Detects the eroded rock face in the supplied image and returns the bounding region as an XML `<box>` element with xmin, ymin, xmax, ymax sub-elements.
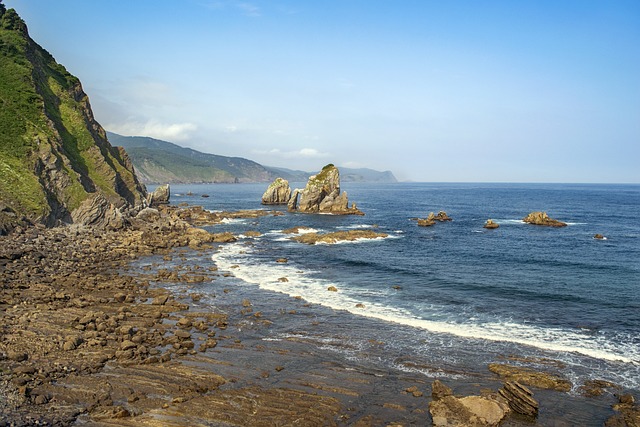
<box><xmin>71</xmin><ymin>194</ymin><xmax>125</xmax><ymax>230</ymax></box>
<box><xmin>288</xmin><ymin>164</ymin><xmax>363</xmax><ymax>215</ymax></box>
<box><xmin>261</xmin><ymin>178</ymin><xmax>291</xmax><ymax>205</ymax></box>
<box><xmin>147</xmin><ymin>184</ymin><xmax>170</xmax><ymax>207</ymax></box>
<box><xmin>523</xmin><ymin>211</ymin><xmax>567</xmax><ymax>227</ymax></box>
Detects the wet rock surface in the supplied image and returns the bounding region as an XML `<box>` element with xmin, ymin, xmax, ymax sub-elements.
<box><xmin>0</xmin><ymin>204</ymin><xmax>636</xmax><ymax>426</ymax></box>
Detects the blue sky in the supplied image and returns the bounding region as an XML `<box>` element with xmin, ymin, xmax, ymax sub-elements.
<box><xmin>5</xmin><ymin>0</ymin><xmax>640</xmax><ymax>182</ymax></box>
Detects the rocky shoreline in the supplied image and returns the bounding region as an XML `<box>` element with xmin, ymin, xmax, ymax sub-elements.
<box><xmin>1</xmin><ymin>206</ymin><xmax>638</xmax><ymax>426</ymax></box>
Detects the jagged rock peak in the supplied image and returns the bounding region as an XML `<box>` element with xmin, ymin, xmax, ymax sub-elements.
<box><xmin>287</xmin><ymin>164</ymin><xmax>363</xmax><ymax>215</ymax></box>
<box><xmin>147</xmin><ymin>184</ymin><xmax>170</xmax><ymax>207</ymax></box>
<box><xmin>261</xmin><ymin>178</ymin><xmax>291</xmax><ymax>205</ymax></box>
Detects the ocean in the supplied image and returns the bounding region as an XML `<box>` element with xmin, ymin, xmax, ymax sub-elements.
<box><xmin>153</xmin><ymin>182</ymin><xmax>640</xmax><ymax>406</ymax></box>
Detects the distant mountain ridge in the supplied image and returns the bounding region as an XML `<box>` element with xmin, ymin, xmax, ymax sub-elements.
<box><xmin>107</xmin><ymin>132</ymin><xmax>397</xmax><ymax>184</ymax></box>
<box><xmin>106</xmin><ymin>132</ymin><xmax>273</xmax><ymax>184</ymax></box>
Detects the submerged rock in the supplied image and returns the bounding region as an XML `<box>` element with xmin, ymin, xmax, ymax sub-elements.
<box><xmin>522</xmin><ymin>211</ymin><xmax>567</xmax><ymax>227</ymax></box>
<box><xmin>288</xmin><ymin>164</ymin><xmax>363</xmax><ymax>215</ymax></box>
<box><xmin>261</xmin><ymin>178</ymin><xmax>292</xmax><ymax>205</ymax></box>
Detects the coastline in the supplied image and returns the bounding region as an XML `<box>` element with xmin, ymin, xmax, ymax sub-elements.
<box><xmin>0</xmin><ymin>205</ymin><xmax>637</xmax><ymax>426</ymax></box>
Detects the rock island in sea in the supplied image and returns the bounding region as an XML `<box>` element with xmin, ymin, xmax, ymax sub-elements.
<box><xmin>288</xmin><ymin>164</ymin><xmax>364</xmax><ymax>215</ymax></box>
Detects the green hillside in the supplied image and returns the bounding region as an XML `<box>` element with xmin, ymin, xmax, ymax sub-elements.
<box><xmin>107</xmin><ymin>132</ymin><xmax>276</xmax><ymax>184</ymax></box>
<box><xmin>108</xmin><ymin>132</ymin><xmax>398</xmax><ymax>185</ymax></box>
<box><xmin>0</xmin><ymin>3</ymin><xmax>145</xmax><ymax>232</ymax></box>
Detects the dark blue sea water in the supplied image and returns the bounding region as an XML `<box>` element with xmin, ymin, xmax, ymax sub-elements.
<box><xmin>161</xmin><ymin>182</ymin><xmax>640</xmax><ymax>393</ymax></box>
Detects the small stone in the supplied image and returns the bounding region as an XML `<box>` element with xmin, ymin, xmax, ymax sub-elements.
<box><xmin>120</xmin><ymin>340</ymin><xmax>137</xmax><ymax>351</ymax></box>
<box><xmin>34</xmin><ymin>395</ymin><xmax>48</xmax><ymax>405</ymax></box>
<box><xmin>619</xmin><ymin>394</ymin><xmax>635</xmax><ymax>405</ymax></box>
<box><xmin>276</xmin><ymin>258</ymin><xmax>288</xmax><ymax>263</ymax></box>
<box><xmin>174</xmin><ymin>330</ymin><xmax>191</xmax><ymax>340</ymax></box>
<box><xmin>7</xmin><ymin>351</ymin><xmax>28</xmax><ymax>362</ymax></box>
<box><xmin>327</xmin><ymin>286</ymin><xmax>338</xmax><ymax>292</ymax></box>
<box><xmin>113</xmin><ymin>293</ymin><xmax>126</xmax><ymax>303</ymax></box>
<box><xmin>63</xmin><ymin>341</ymin><xmax>77</xmax><ymax>351</ymax></box>
<box><xmin>177</xmin><ymin>317</ymin><xmax>192</xmax><ymax>328</ymax></box>
<box><xmin>152</xmin><ymin>295</ymin><xmax>169</xmax><ymax>305</ymax></box>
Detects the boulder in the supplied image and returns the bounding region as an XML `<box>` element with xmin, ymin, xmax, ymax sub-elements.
<box><xmin>522</xmin><ymin>211</ymin><xmax>567</xmax><ymax>227</ymax></box>
<box><xmin>484</xmin><ymin>219</ymin><xmax>499</xmax><ymax>229</ymax></box>
<box><xmin>261</xmin><ymin>178</ymin><xmax>292</xmax><ymax>205</ymax></box>
<box><xmin>288</xmin><ymin>164</ymin><xmax>363</xmax><ymax>215</ymax></box>
<box><xmin>147</xmin><ymin>184</ymin><xmax>170</xmax><ymax>207</ymax></box>
<box><xmin>429</xmin><ymin>394</ymin><xmax>510</xmax><ymax>427</ymax></box>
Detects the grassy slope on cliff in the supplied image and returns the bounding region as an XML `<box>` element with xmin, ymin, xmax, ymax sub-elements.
<box><xmin>0</xmin><ymin>4</ymin><xmax>145</xmax><ymax>227</ymax></box>
<box><xmin>0</xmin><ymin>6</ymin><xmax>49</xmax><ymax>217</ymax></box>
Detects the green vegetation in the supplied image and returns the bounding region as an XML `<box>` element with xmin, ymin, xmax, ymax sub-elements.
<box><xmin>108</xmin><ymin>132</ymin><xmax>275</xmax><ymax>184</ymax></box>
<box><xmin>0</xmin><ymin>5</ymin><xmax>144</xmax><ymax>229</ymax></box>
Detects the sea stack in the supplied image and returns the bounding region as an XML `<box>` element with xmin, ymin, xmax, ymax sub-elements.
<box><xmin>261</xmin><ymin>178</ymin><xmax>291</xmax><ymax>205</ymax></box>
<box><xmin>523</xmin><ymin>212</ymin><xmax>567</xmax><ymax>227</ymax></box>
<box><xmin>287</xmin><ymin>164</ymin><xmax>363</xmax><ymax>215</ymax></box>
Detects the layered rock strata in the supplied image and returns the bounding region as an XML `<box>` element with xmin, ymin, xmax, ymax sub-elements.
<box><xmin>498</xmin><ymin>381</ymin><xmax>539</xmax><ymax>417</ymax></box>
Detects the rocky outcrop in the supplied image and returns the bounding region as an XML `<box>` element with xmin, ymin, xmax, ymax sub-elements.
<box><xmin>429</xmin><ymin>381</ymin><xmax>511</xmax><ymax>427</ymax></box>
<box><xmin>0</xmin><ymin>6</ymin><xmax>146</xmax><ymax>234</ymax></box>
<box><xmin>484</xmin><ymin>219</ymin><xmax>499</xmax><ymax>229</ymax></box>
<box><xmin>291</xmin><ymin>230</ymin><xmax>388</xmax><ymax>245</ymax></box>
<box><xmin>417</xmin><ymin>211</ymin><xmax>452</xmax><ymax>227</ymax></box>
<box><xmin>488</xmin><ymin>363</ymin><xmax>572</xmax><ymax>391</ymax></box>
<box><xmin>70</xmin><ymin>194</ymin><xmax>126</xmax><ymax>230</ymax></box>
<box><xmin>261</xmin><ymin>178</ymin><xmax>291</xmax><ymax>205</ymax></box>
<box><xmin>147</xmin><ymin>184</ymin><xmax>170</xmax><ymax>207</ymax></box>
<box><xmin>523</xmin><ymin>212</ymin><xmax>567</xmax><ymax>227</ymax></box>
<box><xmin>498</xmin><ymin>381</ymin><xmax>539</xmax><ymax>417</ymax></box>
<box><xmin>287</xmin><ymin>164</ymin><xmax>363</xmax><ymax>215</ymax></box>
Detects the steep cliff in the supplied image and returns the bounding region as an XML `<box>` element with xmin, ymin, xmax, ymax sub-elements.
<box><xmin>0</xmin><ymin>4</ymin><xmax>146</xmax><ymax>233</ymax></box>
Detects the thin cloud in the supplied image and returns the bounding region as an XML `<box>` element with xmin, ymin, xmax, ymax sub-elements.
<box><xmin>253</xmin><ymin>147</ymin><xmax>330</xmax><ymax>159</ymax></box>
<box><xmin>237</xmin><ymin>2</ymin><xmax>261</xmax><ymax>17</ymax></box>
<box><xmin>107</xmin><ymin>119</ymin><xmax>197</xmax><ymax>142</ymax></box>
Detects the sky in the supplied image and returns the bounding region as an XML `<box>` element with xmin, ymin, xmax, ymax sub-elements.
<box><xmin>5</xmin><ymin>0</ymin><xmax>640</xmax><ymax>183</ymax></box>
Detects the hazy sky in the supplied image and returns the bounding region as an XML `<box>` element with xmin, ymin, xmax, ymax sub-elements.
<box><xmin>6</xmin><ymin>0</ymin><xmax>640</xmax><ymax>182</ymax></box>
